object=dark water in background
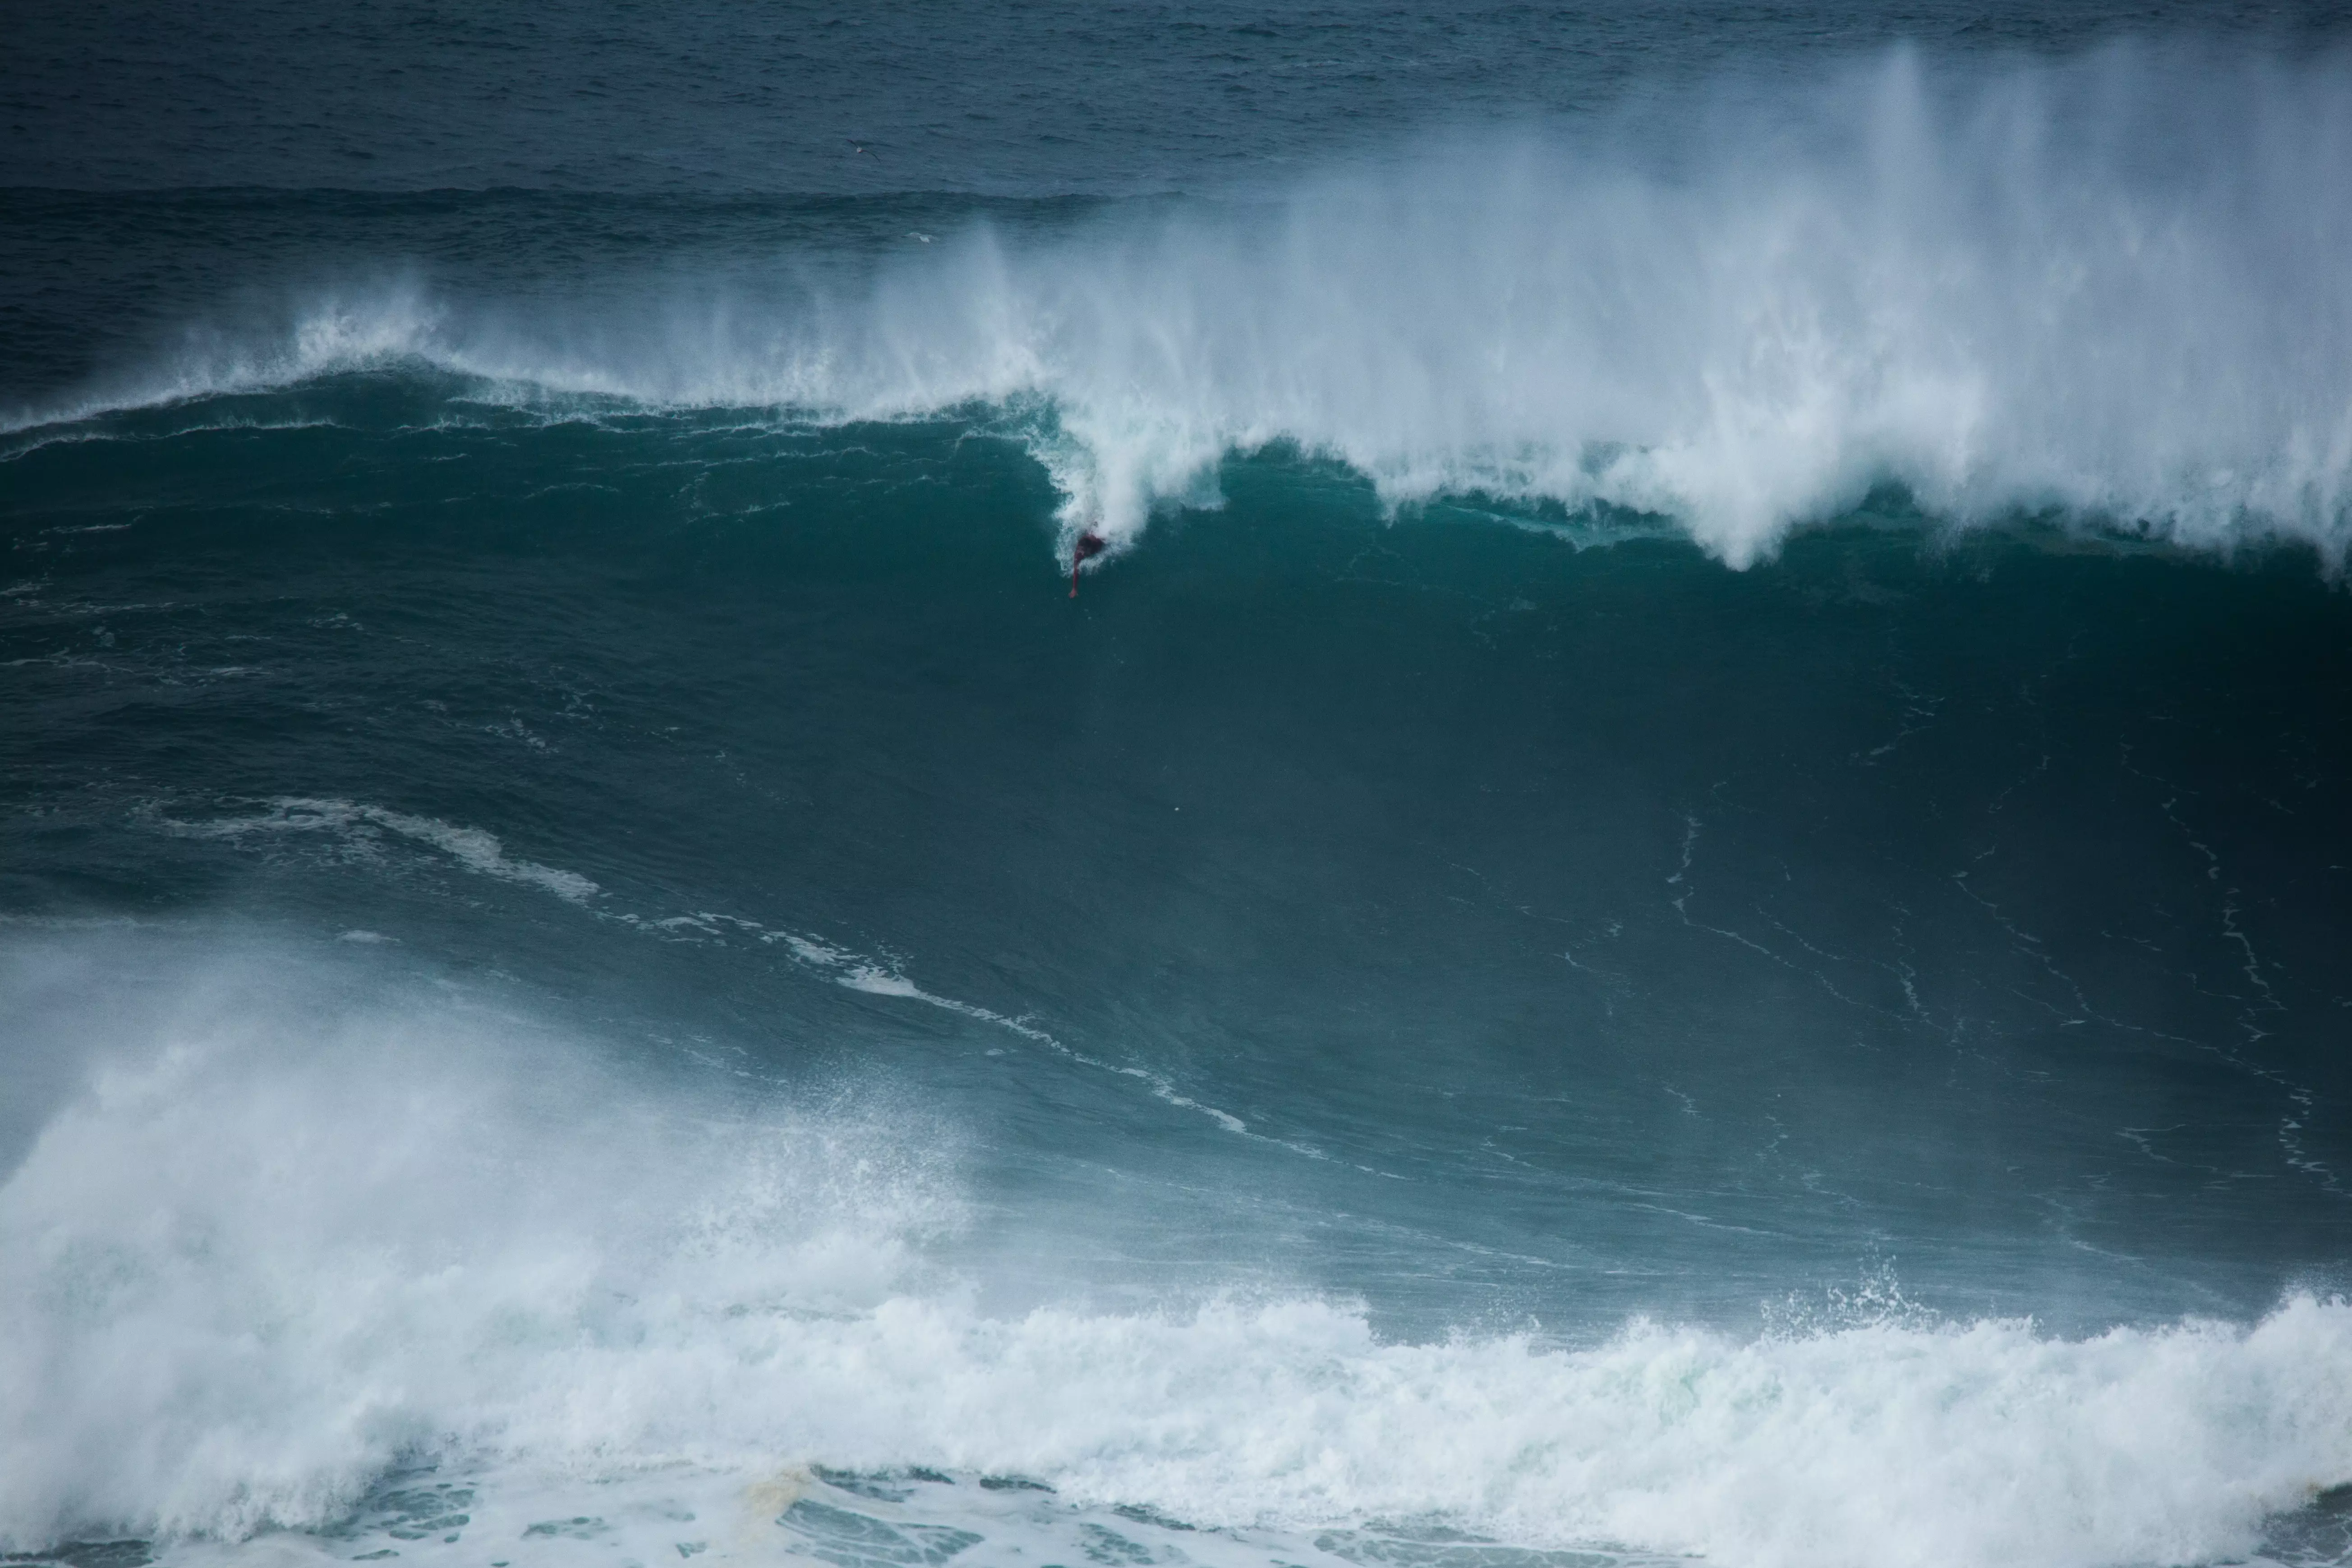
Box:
[6,7,2352,1568]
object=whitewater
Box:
[3,937,2348,1568]
[11,47,2352,568]
[7,18,2352,1568]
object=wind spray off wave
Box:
[21,44,2352,567]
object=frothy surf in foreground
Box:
[9,46,2352,570]
[3,940,2347,1568]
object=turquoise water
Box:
[5,13,2352,1568]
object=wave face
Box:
[13,47,2352,565]
[7,388,2352,1568]
[7,14,2352,1568]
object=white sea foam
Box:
[156,797,1265,1140]
[1,937,2347,1568]
[12,46,2352,569]
[166,798,599,903]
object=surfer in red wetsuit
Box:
[1069,529,1107,597]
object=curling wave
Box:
[12,46,2352,569]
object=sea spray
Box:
[4,942,2348,1568]
[13,46,2352,565]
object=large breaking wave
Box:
[11,44,2352,569]
[3,937,2349,1568]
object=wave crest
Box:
[14,44,2352,568]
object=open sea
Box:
[6,5,2352,1567]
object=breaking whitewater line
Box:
[159,795,1262,1144]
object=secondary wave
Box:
[10,44,2352,569]
[2,935,2348,1568]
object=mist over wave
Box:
[18,44,2352,567]
[2,937,2347,1568]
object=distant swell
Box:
[10,44,2352,567]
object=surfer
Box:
[1069,529,1107,597]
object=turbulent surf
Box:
[4,9,2351,1568]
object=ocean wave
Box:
[10,46,2352,569]
[1,938,2347,1568]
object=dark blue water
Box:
[5,8,2352,1568]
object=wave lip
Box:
[13,46,2352,569]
